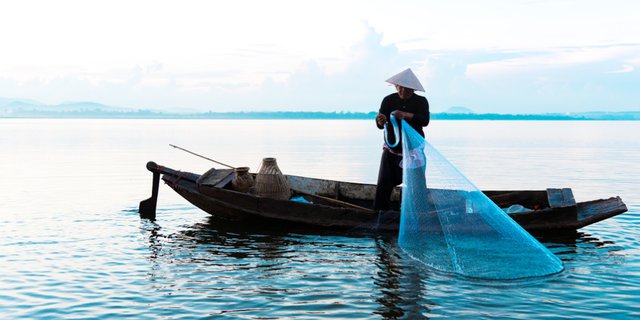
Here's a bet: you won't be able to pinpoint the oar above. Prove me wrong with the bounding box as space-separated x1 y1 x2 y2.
139 161 161 220
139 145 234 221
138 161 202 220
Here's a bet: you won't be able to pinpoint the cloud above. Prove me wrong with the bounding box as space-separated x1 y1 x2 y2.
610 64 635 74
1 22 638 114
0 22 424 112
242 23 409 111
466 44 640 79
429 44 640 113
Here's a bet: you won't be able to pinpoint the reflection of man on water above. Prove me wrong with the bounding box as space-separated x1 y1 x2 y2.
374 68 430 211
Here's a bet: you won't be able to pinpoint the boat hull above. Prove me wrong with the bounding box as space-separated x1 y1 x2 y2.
153 163 628 232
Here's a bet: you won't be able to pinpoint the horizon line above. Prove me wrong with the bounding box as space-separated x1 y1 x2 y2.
1 109 639 121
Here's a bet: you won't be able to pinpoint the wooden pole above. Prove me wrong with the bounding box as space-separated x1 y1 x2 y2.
169 144 235 169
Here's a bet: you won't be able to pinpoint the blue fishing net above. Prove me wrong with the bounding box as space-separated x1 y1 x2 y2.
396 119 564 280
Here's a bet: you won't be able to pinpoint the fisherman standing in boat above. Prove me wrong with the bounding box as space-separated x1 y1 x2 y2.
374 68 430 211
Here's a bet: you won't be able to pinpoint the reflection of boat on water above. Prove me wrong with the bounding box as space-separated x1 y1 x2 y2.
136 205 625 319
139 161 628 233
138 212 435 317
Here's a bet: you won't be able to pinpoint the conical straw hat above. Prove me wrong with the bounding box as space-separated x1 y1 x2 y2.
385 68 425 92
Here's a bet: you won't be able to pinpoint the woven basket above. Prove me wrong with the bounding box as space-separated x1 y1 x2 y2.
231 166 255 193
254 158 290 200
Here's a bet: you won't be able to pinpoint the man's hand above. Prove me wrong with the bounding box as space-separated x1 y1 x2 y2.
391 110 413 120
376 113 387 126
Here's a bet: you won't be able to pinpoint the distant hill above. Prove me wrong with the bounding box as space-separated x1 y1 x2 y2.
1 97 638 120
445 106 475 114
0 98 131 117
0 97 42 108
53 101 130 112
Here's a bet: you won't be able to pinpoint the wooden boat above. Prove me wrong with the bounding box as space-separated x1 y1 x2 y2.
139 161 627 232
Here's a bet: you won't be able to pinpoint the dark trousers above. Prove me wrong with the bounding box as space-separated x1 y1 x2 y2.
374 149 403 211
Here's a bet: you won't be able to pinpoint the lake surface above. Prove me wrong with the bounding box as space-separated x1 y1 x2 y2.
1 119 638 319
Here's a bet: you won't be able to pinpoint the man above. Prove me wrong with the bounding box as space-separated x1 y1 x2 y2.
373 68 430 211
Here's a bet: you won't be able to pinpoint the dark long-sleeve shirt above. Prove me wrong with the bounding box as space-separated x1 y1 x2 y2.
376 92 430 153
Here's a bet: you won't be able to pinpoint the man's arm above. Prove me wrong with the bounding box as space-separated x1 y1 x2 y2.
376 96 391 129
410 98 430 127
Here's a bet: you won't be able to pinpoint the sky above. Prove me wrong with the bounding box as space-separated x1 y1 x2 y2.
0 0 638 114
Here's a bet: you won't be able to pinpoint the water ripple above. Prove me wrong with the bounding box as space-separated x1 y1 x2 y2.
2 119 639 319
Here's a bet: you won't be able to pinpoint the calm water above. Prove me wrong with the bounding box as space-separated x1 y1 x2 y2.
1 119 638 319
